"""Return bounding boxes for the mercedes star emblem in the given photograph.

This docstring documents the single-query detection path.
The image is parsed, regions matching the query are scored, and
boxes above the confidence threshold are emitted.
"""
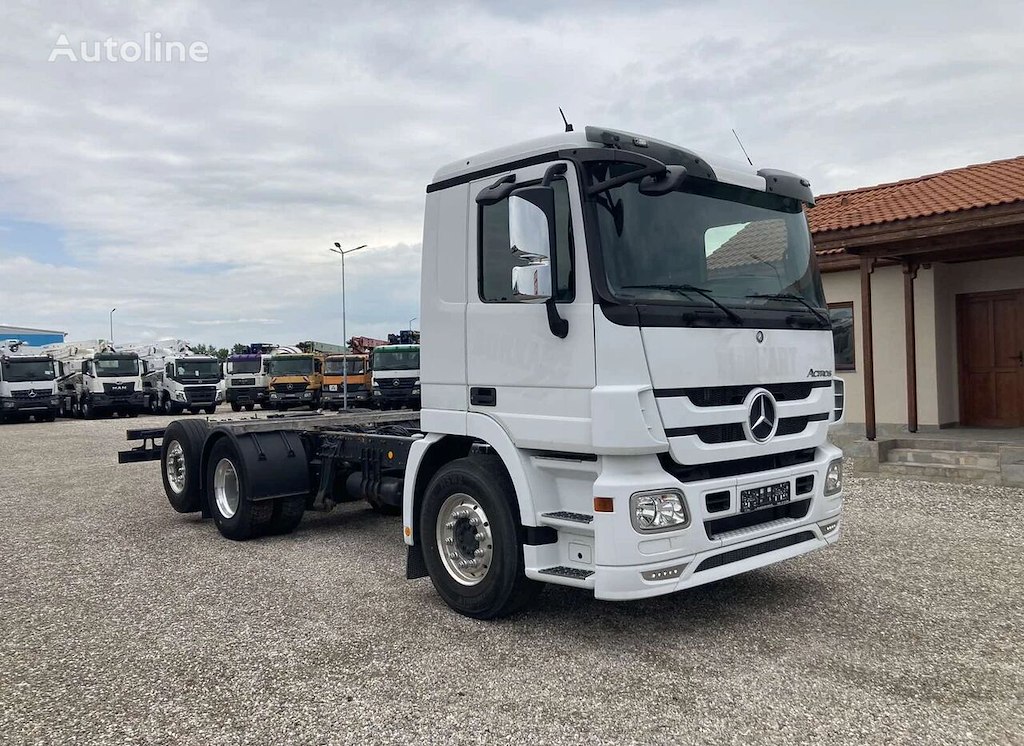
[756,330,764,343]
[744,389,778,443]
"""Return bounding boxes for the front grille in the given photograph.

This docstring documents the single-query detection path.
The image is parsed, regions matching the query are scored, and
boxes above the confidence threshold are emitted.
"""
[232,378,256,387]
[695,531,816,572]
[10,388,52,399]
[186,385,217,404]
[382,378,416,389]
[660,448,816,482]
[656,380,830,407]
[667,413,830,444]
[704,499,811,540]
[103,382,136,397]
[272,382,308,393]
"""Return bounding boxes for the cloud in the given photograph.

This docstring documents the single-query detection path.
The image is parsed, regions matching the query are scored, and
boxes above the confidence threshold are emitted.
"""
[0,0,1021,345]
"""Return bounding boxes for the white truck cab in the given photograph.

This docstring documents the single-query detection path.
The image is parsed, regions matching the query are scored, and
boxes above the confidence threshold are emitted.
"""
[0,340,59,423]
[402,126,844,609]
[45,340,145,418]
[371,343,421,409]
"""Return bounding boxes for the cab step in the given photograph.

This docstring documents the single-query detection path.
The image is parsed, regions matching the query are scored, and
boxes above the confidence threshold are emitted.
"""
[541,511,593,524]
[539,566,594,580]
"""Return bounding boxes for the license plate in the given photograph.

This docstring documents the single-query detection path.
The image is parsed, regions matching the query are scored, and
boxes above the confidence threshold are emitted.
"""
[740,481,791,513]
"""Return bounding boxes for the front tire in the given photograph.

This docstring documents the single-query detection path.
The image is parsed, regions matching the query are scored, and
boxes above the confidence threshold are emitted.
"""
[160,419,210,513]
[230,402,242,412]
[420,456,542,619]
[206,437,273,540]
[204,405,216,415]
[81,397,95,419]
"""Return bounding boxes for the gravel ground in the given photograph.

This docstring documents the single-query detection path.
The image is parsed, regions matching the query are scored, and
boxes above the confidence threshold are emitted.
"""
[1,412,1022,746]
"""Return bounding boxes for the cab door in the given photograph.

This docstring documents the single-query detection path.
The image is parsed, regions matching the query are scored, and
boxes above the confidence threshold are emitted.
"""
[465,159,595,451]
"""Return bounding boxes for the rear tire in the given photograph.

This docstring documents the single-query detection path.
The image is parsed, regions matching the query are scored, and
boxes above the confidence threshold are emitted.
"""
[160,419,210,513]
[230,402,242,412]
[207,437,273,540]
[266,495,306,535]
[420,456,542,619]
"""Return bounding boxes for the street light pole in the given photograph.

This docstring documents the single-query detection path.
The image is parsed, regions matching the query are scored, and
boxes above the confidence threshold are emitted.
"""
[109,307,117,343]
[409,316,417,331]
[330,243,367,410]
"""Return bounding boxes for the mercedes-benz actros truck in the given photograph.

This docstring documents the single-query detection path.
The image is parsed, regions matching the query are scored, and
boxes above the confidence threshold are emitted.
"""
[0,340,59,423]
[121,126,845,619]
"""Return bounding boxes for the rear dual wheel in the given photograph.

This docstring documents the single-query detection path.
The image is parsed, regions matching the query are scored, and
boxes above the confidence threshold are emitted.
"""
[161,419,211,513]
[206,438,304,540]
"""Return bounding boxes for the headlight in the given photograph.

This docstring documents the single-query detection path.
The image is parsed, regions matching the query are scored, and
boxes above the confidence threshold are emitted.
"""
[270,392,278,399]
[412,387,420,395]
[630,490,689,533]
[303,391,312,398]
[328,384,337,392]
[824,459,843,496]
[175,392,186,401]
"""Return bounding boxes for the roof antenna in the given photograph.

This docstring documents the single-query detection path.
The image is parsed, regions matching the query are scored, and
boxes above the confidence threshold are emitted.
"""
[559,107,574,133]
[732,128,754,166]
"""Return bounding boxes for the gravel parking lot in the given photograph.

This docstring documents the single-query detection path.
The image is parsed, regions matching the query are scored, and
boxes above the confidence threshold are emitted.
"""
[1,413,1021,745]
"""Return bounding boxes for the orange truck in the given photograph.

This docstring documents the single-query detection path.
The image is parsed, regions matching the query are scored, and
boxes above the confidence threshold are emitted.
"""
[321,353,371,408]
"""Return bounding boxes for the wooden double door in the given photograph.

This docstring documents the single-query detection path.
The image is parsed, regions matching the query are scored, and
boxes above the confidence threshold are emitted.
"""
[957,289,1024,427]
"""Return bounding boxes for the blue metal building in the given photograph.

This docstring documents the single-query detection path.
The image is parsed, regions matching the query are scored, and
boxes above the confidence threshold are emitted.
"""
[0,325,67,346]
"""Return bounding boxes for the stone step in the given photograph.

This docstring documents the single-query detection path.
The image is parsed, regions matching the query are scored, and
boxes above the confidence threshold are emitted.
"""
[888,438,1004,454]
[886,447,1000,469]
[878,461,1002,485]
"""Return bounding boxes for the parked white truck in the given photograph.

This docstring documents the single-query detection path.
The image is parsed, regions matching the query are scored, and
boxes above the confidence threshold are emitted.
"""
[121,126,845,619]
[0,340,59,423]
[124,341,223,415]
[46,340,146,418]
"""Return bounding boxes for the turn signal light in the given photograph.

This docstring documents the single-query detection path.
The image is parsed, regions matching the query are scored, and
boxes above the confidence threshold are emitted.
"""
[593,497,614,513]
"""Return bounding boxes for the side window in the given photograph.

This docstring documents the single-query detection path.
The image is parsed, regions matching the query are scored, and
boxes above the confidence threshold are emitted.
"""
[479,177,574,302]
[828,302,855,370]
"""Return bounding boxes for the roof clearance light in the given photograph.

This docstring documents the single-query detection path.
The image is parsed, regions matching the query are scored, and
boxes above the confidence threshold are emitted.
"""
[632,137,648,147]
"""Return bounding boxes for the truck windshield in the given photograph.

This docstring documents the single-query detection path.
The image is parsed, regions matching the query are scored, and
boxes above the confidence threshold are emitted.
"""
[175,359,220,378]
[269,357,314,376]
[373,349,419,371]
[588,162,826,322]
[325,358,366,375]
[95,357,140,377]
[226,360,261,374]
[1,359,56,383]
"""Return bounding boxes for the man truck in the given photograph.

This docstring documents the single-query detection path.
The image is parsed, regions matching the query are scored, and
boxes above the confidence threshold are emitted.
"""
[47,340,146,418]
[0,340,59,423]
[121,126,845,619]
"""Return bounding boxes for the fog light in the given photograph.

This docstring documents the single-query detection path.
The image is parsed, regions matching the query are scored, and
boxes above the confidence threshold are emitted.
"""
[630,490,689,533]
[641,563,688,581]
[824,459,843,496]
[819,519,840,535]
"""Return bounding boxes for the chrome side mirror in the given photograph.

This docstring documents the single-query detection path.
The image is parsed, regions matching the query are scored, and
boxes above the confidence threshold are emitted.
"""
[509,187,555,303]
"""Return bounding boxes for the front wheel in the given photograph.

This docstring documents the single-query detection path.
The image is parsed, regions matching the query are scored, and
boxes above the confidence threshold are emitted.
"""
[206,437,273,540]
[204,405,216,415]
[420,456,542,619]
[81,397,95,419]
[230,402,242,412]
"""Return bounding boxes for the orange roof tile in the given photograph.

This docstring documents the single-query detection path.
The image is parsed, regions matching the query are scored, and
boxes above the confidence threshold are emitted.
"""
[807,155,1024,235]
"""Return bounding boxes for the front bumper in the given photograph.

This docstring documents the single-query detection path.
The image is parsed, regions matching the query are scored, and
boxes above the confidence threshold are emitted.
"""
[1,396,60,414]
[269,390,318,406]
[90,392,147,410]
[322,388,370,403]
[226,386,266,404]
[372,387,420,405]
[523,443,844,601]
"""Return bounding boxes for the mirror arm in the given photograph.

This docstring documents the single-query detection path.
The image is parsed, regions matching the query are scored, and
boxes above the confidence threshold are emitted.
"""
[542,162,567,186]
[475,174,517,205]
[545,298,569,339]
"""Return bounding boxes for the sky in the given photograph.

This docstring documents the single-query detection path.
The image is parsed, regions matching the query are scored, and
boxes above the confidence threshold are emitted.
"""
[1,0,1022,347]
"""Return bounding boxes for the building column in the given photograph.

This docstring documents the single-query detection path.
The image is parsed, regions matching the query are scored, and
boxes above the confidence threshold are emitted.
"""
[860,256,877,440]
[903,262,919,433]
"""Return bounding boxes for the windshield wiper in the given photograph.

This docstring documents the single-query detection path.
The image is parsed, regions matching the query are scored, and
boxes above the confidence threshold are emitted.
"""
[622,284,742,324]
[746,292,829,326]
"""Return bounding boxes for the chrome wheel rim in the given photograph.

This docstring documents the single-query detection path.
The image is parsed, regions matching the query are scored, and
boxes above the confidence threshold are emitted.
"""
[436,492,493,586]
[165,440,186,495]
[213,457,240,519]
